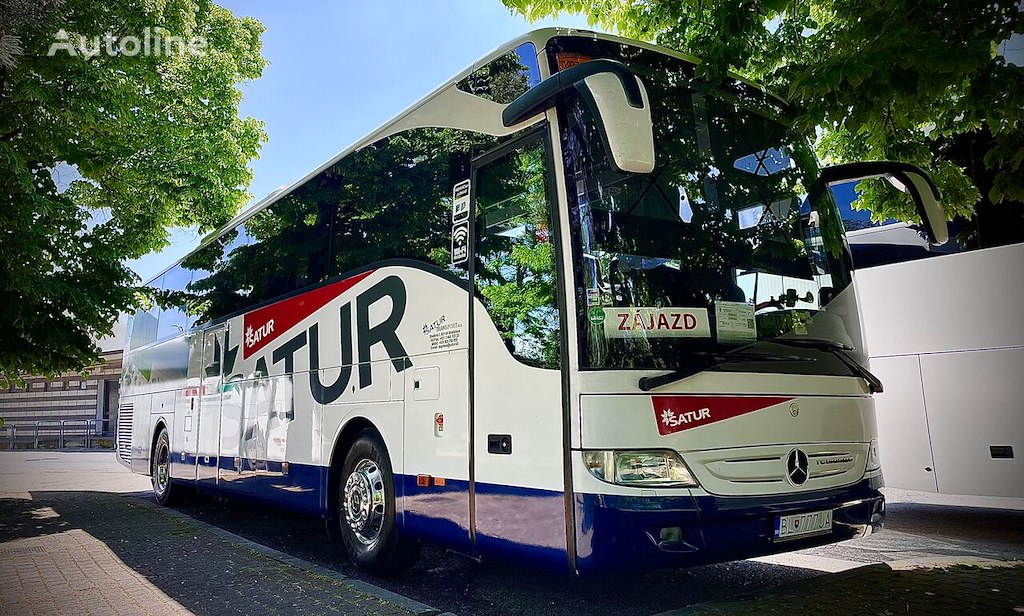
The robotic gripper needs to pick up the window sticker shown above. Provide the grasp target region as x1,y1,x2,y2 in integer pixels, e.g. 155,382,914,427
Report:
451,219,469,265
602,307,711,338
715,301,756,343
452,179,470,223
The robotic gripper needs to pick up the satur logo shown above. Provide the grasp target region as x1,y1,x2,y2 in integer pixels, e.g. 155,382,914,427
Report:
245,319,275,350
660,407,711,429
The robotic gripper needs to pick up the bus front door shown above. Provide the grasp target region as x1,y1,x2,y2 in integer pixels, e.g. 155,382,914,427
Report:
469,131,571,567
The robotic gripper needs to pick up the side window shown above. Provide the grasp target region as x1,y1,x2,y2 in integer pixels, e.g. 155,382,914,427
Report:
325,127,495,279
457,42,541,104
473,136,561,368
180,226,252,324
244,197,333,306
156,265,192,340
129,299,159,349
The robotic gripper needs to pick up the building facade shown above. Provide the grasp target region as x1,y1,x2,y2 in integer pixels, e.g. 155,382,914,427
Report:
1,319,125,449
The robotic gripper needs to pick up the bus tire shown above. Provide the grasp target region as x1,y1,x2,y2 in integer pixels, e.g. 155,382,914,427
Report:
151,428,180,506
338,428,418,575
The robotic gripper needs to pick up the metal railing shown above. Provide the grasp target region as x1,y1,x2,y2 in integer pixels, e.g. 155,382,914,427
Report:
1,419,115,450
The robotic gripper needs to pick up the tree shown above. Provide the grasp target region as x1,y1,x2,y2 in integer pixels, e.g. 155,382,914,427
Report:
0,0,266,384
503,0,1023,233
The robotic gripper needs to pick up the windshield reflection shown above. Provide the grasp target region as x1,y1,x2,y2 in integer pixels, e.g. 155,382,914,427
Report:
553,37,861,374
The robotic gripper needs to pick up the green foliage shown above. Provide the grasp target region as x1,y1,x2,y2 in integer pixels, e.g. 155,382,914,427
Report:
504,0,1022,224
0,0,266,384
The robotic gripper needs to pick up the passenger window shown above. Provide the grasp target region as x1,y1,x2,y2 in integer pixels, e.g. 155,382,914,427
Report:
473,136,560,369
156,266,192,340
180,227,252,324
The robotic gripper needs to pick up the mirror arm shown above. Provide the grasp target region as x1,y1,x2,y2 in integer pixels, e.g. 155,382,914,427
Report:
501,59,643,128
813,161,945,244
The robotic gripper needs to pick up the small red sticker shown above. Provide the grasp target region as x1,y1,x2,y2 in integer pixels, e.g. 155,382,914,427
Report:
652,396,793,436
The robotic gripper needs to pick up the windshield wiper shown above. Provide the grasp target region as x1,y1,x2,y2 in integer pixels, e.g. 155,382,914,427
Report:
637,351,813,392
768,338,884,394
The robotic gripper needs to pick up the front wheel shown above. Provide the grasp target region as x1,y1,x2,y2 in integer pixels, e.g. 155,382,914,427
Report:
151,428,180,505
338,429,418,576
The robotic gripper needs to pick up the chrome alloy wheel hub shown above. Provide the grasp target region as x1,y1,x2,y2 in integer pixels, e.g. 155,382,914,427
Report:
155,444,170,495
343,459,385,545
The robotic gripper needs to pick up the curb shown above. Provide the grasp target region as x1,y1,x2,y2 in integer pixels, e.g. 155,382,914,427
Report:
884,556,1023,571
130,494,447,616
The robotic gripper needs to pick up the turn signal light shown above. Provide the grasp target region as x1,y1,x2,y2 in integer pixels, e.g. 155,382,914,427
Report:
556,52,592,72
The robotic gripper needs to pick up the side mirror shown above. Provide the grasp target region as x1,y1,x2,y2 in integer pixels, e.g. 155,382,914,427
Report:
502,59,655,174
812,161,949,245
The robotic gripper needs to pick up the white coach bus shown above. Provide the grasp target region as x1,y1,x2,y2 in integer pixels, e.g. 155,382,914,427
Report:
117,29,948,575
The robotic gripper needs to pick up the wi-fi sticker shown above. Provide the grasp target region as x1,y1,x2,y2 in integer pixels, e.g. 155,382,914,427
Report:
451,220,470,265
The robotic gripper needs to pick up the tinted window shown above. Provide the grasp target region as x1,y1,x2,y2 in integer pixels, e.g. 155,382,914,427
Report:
457,43,541,104
129,300,159,350
325,128,496,278
474,136,560,368
156,265,192,339
179,227,252,324
240,195,333,305
168,128,500,326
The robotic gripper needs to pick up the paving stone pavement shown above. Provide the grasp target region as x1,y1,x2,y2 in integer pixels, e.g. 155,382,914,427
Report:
0,491,427,616
0,528,191,616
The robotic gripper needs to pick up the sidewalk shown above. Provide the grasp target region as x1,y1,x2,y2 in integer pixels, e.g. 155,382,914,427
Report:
0,491,438,616
661,560,1024,615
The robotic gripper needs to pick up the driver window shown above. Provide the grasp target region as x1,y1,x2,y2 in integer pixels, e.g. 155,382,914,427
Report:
473,137,561,369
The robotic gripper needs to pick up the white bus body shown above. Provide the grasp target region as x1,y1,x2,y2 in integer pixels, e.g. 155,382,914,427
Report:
118,29,888,575
856,240,1024,498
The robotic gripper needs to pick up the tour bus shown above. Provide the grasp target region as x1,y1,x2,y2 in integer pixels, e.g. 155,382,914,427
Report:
117,28,948,575
836,199,1024,499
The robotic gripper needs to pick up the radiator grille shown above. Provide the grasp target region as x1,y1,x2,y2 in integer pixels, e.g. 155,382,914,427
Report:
116,403,133,464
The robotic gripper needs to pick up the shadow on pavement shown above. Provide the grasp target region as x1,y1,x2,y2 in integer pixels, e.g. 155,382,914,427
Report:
0,491,413,616
886,501,1024,548
666,562,1024,615
166,492,823,616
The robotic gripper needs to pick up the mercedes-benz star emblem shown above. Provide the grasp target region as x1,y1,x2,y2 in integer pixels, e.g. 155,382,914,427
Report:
786,448,809,486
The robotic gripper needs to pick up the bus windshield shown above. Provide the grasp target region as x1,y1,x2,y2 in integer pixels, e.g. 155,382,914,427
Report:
555,38,862,373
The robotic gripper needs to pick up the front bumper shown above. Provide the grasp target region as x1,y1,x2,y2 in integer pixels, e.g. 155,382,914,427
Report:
574,475,884,574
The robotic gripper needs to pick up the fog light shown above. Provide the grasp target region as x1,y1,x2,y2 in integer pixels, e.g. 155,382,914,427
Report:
660,527,683,544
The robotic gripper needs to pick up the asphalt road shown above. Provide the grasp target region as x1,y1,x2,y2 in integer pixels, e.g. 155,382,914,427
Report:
2,451,1023,616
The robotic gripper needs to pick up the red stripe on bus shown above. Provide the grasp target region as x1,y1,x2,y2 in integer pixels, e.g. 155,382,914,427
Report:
651,396,793,435
241,270,376,359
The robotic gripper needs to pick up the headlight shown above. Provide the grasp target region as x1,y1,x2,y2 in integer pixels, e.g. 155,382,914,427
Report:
866,438,881,471
582,449,698,488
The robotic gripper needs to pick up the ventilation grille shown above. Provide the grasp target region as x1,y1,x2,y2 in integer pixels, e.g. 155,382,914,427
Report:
116,403,134,464
685,443,868,496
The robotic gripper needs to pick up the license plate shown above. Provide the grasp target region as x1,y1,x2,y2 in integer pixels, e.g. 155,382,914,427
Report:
774,509,833,540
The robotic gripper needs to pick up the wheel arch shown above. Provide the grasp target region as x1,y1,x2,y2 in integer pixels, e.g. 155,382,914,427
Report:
326,416,384,518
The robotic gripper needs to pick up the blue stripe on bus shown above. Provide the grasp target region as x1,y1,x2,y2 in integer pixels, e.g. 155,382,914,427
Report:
401,476,570,571
472,481,569,571
167,451,883,573
170,452,570,569
171,452,322,515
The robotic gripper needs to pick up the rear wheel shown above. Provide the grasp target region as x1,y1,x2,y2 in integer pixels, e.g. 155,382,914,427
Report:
338,428,418,575
151,428,179,506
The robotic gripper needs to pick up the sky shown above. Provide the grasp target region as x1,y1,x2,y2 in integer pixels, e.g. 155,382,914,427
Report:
126,1,597,282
